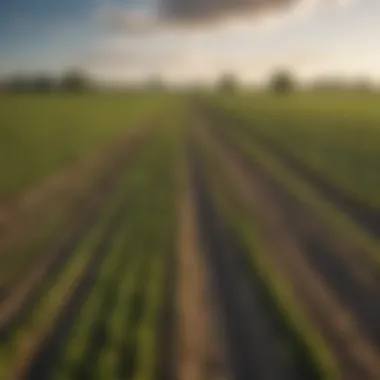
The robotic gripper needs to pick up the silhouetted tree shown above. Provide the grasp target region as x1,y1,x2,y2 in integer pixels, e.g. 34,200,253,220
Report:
3,74,57,93
61,70,89,92
351,78,373,93
217,73,238,93
269,69,296,94
4,75,32,92
32,76,56,92
0,78,5,92
312,77,348,92
145,74,165,92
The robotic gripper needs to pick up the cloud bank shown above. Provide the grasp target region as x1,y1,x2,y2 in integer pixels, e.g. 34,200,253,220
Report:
86,0,360,84
99,0,347,32
161,0,299,24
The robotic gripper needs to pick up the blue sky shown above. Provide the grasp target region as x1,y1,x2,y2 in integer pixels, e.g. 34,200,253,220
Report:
0,0,379,83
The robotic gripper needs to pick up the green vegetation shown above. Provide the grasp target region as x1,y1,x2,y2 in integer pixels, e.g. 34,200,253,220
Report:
195,127,340,380
0,93,170,306
0,138,148,378
0,93,168,200
0,111,180,379
213,92,380,209
1,93,379,380
200,98,380,269
53,121,179,380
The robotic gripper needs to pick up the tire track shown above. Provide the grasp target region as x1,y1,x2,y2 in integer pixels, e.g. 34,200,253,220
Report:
189,149,300,380
193,117,380,380
201,103,380,237
20,190,132,380
0,129,149,340
200,110,380,349
175,160,229,380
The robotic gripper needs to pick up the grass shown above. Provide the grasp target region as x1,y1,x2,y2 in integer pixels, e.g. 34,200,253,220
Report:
52,112,180,380
0,93,170,316
195,126,340,380
0,136,151,378
212,92,380,210
199,98,380,268
1,110,180,378
3,92,377,379
0,93,169,201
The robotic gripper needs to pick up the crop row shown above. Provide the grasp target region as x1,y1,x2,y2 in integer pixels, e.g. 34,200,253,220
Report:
0,136,148,378
53,126,178,380
0,116,179,379
0,93,169,199
192,124,339,379
213,93,380,210
192,102,380,378
197,100,379,268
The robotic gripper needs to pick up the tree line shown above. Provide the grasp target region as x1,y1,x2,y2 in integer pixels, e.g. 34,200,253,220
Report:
0,70,90,93
1,68,376,94
217,70,376,94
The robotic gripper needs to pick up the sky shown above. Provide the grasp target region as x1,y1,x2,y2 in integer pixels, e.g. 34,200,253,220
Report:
0,0,379,84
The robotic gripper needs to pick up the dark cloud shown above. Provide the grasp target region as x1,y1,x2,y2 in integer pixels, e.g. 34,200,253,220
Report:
98,0,343,32
159,0,301,24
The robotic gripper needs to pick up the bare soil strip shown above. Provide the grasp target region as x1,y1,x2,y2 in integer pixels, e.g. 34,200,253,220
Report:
0,128,149,339
17,190,132,380
201,114,380,348
201,104,380,237
194,120,380,380
253,129,380,237
155,247,176,380
188,153,300,380
175,161,229,380
0,124,150,292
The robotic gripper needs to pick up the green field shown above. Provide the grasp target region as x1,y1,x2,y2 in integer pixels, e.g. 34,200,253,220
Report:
213,92,380,209
1,92,379,380
0,93,168,200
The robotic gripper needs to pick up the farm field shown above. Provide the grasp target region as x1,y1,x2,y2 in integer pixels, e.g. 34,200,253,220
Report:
206,93,380,236
1,92,380,380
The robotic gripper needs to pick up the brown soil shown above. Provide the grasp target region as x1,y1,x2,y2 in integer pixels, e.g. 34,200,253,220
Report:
7,126,151,380
194,119,380,380
202,112,380,344
191,163,306,380
175,160,228,380
0,124,147,270
15,181,133,380
0,127,150,338
200,103,380,237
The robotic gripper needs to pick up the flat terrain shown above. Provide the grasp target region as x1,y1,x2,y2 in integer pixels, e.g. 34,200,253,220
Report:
1,92,379,380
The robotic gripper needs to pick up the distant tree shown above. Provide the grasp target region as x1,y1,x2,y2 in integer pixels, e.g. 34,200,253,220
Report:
2,74,57,93
217,73,238,93
61,69,89,92
4,75,32,92
32,76,56,92
311,77,348,92
145,74,165,92
269,69,296,94
351,78,373,93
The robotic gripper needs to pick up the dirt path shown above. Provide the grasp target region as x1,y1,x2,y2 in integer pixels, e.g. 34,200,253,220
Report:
0,128,149,339
175,161,228,380
17,187,133,380
193,119,380,380
185,145,306,380
0,124,149,291
201,113,380,348
200,103,380,238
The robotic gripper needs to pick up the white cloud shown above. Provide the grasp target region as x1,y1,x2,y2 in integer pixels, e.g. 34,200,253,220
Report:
83,0,364,84
95,0,351,33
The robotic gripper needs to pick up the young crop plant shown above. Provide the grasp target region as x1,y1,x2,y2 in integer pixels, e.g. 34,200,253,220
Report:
194,126,340,380
53,117,179,380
